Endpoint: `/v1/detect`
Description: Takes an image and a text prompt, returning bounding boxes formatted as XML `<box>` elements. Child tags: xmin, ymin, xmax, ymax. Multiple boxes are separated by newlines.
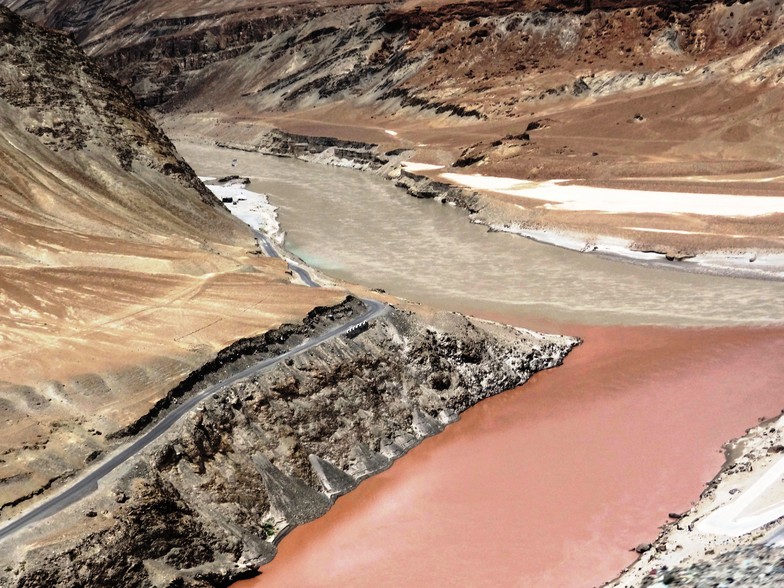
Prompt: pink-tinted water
<box><xmin>236</xmin><ymin>324</ymin><xmax>784</xmax><ymax>588</ymax></box>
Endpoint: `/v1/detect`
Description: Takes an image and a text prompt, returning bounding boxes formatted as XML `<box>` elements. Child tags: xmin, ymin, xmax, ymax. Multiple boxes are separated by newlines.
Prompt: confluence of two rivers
<box><xmin>178</xmin><ymin>143</ymin><xmax>784</xmax><ymax>588</ymax></box>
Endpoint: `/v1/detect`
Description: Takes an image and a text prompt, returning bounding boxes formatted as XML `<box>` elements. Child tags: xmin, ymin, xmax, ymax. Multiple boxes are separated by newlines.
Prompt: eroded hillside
<box><xmin>9</xmin><ymin>0</ymin><xmax>783</xmax><ymax>261</ymax></box>
<box><xmin>0</xmin><ymin>5</ymin><xmax>345</xmax><ymax>525</ymax></box>
<box><xmin>0</xmin><ymin>9</ymin><xmax>583</xmax><ymax>587</ymax></box>
<box><xmin>11</xmin><ymin>0</ymin><xmax>784</xmax><ymax>143</ymax></box>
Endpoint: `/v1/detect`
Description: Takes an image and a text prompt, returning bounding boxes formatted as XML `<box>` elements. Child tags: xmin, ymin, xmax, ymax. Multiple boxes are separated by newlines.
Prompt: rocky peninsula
<box><xmin>0</xmin><ymin>7</ymin><xmax>578</xmax><ymax>586</ymax></box>
<box><xmin>0</xmin><ymin>296</ymin><xmax>577</xmax><ymax>587</ymax></box>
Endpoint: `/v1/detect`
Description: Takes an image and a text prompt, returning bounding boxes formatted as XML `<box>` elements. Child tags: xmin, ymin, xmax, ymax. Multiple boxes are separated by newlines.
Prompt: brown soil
<box><xmin>0</xmin><ymin>7</ymin><xmax>344</xmax><ymax>521</ymax></box>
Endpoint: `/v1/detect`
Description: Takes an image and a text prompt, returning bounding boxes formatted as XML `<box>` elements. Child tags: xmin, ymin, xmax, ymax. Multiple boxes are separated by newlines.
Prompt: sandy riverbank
<box><xmin>397</xmin><ymin>163</ymin><xmax>784</xmax><ymax>280</ymax></box>
<box><xmin>165</xmin><ymin>121</ymin><xmax>784</xmax><ymax>280</ymax></box>
<box><xmin>202</xmin><ymin>179</ymin><xmax>283</xmax><ymax>244</ymax></box>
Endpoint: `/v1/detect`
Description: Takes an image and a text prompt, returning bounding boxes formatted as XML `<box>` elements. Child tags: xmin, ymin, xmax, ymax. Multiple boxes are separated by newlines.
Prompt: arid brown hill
<box><xmin>5</xmin><ymin>1</ymin><xmax>782</xmax><ymax>181</ymax></box>
<box><xmin>4</xmin><ymin>0</ymin><xmax>782</xmax><ymax>116</ymax></box>
<box><xmin>9</xmin><ymin>0</ymin><xmax>781</xmax><ymax>259</ymax></box>
<box><xmin>0</xmin><ymin>5</ymin><xmax>342</xmax><ymax>532</ymax></box>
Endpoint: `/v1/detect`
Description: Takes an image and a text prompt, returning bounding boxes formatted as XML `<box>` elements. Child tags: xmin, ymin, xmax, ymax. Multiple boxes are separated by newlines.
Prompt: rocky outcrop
<box><xmin>0</xmin><ymin>6</ymin><xmax>215</xmax><ymax>205</ymax></box>
<box><xmin>217</xmin><ymin>129</ymin><xmax>389</xmax><ymax>171</ymax></box>
<box><xmin>391</xmin><ymin>167</ymin><xmax>483</xmax><ymax>212</ymax></box>
<box><xmin>0</xmin><ymin>297</ymin><xmax>578</xmax><ymax>587</ymax></box>
<box><xmin>638</xmin><ymin>545</ymin><xmax>783</xmax><ymax>587</ymax></box>
<box><xmin>7</xmin><ymin>0</ymin><xmax>784</xmax><ymax>119</ymax></box>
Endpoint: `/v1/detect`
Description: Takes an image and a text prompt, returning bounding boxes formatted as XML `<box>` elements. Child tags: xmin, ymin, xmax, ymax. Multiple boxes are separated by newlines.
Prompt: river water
<box><xmin>178</xmin><ymin>142</ymin><xmax>784</xmax><ymax>587</ymax></box>
<box><xmin>180</xmin><ymin>142</ymin><xmax>782</xmax><ymax>328</ymax></box>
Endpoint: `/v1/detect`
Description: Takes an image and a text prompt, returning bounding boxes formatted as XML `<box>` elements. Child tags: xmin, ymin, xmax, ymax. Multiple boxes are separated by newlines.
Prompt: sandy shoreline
<box><xmin>440</xmin><ymin>172</ymin><xmax>784</xmax><ymax>217</ymax></box>
<box><xmin>484</xmin><ymin>223</ymin><xmax>784</xmax><ymax>282</ymax></box>
<box><xmin>398</xmin><ymin>164</ymin><xmax>784</xmax><ymax>281</ymax></box>
<box><xmin>183</xmin><ymin>132</ymin><xmax>784</xmax><ymax>281</ymax></box>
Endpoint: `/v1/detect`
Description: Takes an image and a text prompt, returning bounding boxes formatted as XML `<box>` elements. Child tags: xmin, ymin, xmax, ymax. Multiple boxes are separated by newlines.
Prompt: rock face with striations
<box><xmin>0</xmin><ymin>297</ymin><xmax>579</xmax><ymax>587</ymax></box>
<box><xmin>7</xmin><ymin>0</ymin><xmax>784</xmax><ymax>118</ymax></box>
<box><xmin>0</xmin><ymin>5</ymin><xmax>215</xmax><ymax>203</ymax></box>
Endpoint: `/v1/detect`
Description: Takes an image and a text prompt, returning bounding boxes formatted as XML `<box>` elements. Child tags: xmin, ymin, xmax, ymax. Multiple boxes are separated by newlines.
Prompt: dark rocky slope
<box><xmin>0</xmin><ymin>5</ymin><xmax>200</xmax><ymax>187</ymax></box>
<box><xmin>0</xmin><ymin>297</ymin><xmax>578</xmax><ymax>587</ymax></box>
<box><xmin>0</xmin><ymin>5</ymin><xmax>246</xmax><ymax>243</ymax></box>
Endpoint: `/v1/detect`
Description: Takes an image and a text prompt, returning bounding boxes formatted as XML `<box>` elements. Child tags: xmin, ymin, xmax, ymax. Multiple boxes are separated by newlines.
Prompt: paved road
<box><xmin>0</xmin><ymin>297</ymin><xmax>386</xmax><ymax>542</ymax></box>
<box><xmin>288</xmin><ymin>260</ymin><xmax>319</xmax><ymax>288</ymax></box>
<box><xmin>0</xmin><ymin>225</ymin><xmax>387</xmax><ymax>542</ymax></box>
<box><xmin>252</xmin><ymin>228</ymin><xmax>319</xmax><ymax>288</ymax></box>
<box><xmin>253</xmin><ymin>228</ymin><xmax>281</xmax><ymax>259</ymax></box>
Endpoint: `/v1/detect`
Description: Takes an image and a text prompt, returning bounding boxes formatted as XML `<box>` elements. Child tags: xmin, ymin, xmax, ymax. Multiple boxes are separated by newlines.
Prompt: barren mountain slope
<box><xmin>0</xmin><ymin>6</ymin><xmax>343</xmax><ymax>523</ymax></box>
<box><xmin>0</xmin><ymin>12</ymin><xmax>582</xmax><ymax>588</ymax></box>
<box><xmin>9</xmin><ymin>0</ymin><xmax>784</xmax><ymax>260</ymax></box>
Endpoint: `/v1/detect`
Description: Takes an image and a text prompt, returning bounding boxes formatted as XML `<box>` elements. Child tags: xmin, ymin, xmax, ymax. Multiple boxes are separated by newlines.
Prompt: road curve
<box><xmin>252</xmin><ymin>228</ymin><xmax>320</xmax><ymax>288</ymax></box>
<box><xmin>0</xmin><ymin>297</ymin><xmax>387</xmax><ymax>542</ymax></box>
<box><xmin>252</xmin><ymin>228</ymin><xmax>281</xmax><ymax>259</ymax></box>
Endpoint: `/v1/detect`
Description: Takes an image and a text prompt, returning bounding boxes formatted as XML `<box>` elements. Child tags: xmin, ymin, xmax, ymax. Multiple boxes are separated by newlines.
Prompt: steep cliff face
<box><xmin>0</xmin><ymin>6</ymin><xmax>237</xmax><ymax>240</ymax></box>
<box><xmin>1</xmin><ymin>297</ymin><xmax>578</xmax><ymax>588</ymax></box>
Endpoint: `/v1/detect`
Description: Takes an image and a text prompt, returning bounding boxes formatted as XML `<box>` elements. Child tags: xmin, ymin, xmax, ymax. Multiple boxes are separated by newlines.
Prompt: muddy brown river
<box><xmin>178</xmin><ymin>142</ymin><xmax>784</xmax><ymax>587</ymax></box>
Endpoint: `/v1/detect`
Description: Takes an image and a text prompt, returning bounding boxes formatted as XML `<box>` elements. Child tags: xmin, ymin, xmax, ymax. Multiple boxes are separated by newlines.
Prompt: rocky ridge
<box><xmin>0</xmin><ymin>296</ymin><xmax>578</xmax><ymax>587</ymax></box>
<box><xmin>216</xmin><ymin>128</ymin><xmax>390</xmax><ymax>171</ymax></box>
<box><xmin>8</xmin><ymin>1</ymin><xmax>784</xmax><ymax>120</ymax></box>
<box><xmin>0</xmin><ymin>6</ymin><xmax>213</xmax><ymax>204</ymax></box>
<box><xmin>8</xmin><ymin>0</ymin><xmax>784</xmax><ymax>260</ymax></box>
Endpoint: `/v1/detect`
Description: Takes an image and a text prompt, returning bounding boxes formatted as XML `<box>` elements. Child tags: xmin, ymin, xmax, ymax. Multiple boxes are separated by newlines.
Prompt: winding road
<box><xmin>253</xmin><ymin>228</ymin><xmax>280</xmax><ymax>259</ymax></box>
<box><xmin>0</xmin><ymin>226</ymin><xmax>387</xmax><ymax>542</ymax></box>
<box><xmin>252</xmin><ymin>228</ymin><xmax>319</xmax><ymax>288</ymax></box>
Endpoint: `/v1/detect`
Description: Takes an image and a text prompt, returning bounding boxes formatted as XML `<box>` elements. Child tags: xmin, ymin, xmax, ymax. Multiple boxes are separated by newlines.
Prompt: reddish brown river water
<box><xmin>178</xmin><ymin>143</ymin><xmax>784</xmax><ymax>587</ymax></box>
<box><xmin>241</xmin><ymin>324</ymin><xmax>784</xmax><ymax>587</ymax></box>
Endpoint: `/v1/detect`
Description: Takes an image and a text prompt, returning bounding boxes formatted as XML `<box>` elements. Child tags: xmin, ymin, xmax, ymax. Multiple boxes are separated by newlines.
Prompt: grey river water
<box><xmin>180</xmin><ymin>142</ymin><xmax>783</xmax><ymax>328</ymax></box>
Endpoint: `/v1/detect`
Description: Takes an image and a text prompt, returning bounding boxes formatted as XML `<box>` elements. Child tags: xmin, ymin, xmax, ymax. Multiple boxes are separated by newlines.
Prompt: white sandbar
<box><xmin>441</xmin><ymin>173</ymin><xmax>784</xmax><ymax>217</ymax></box>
